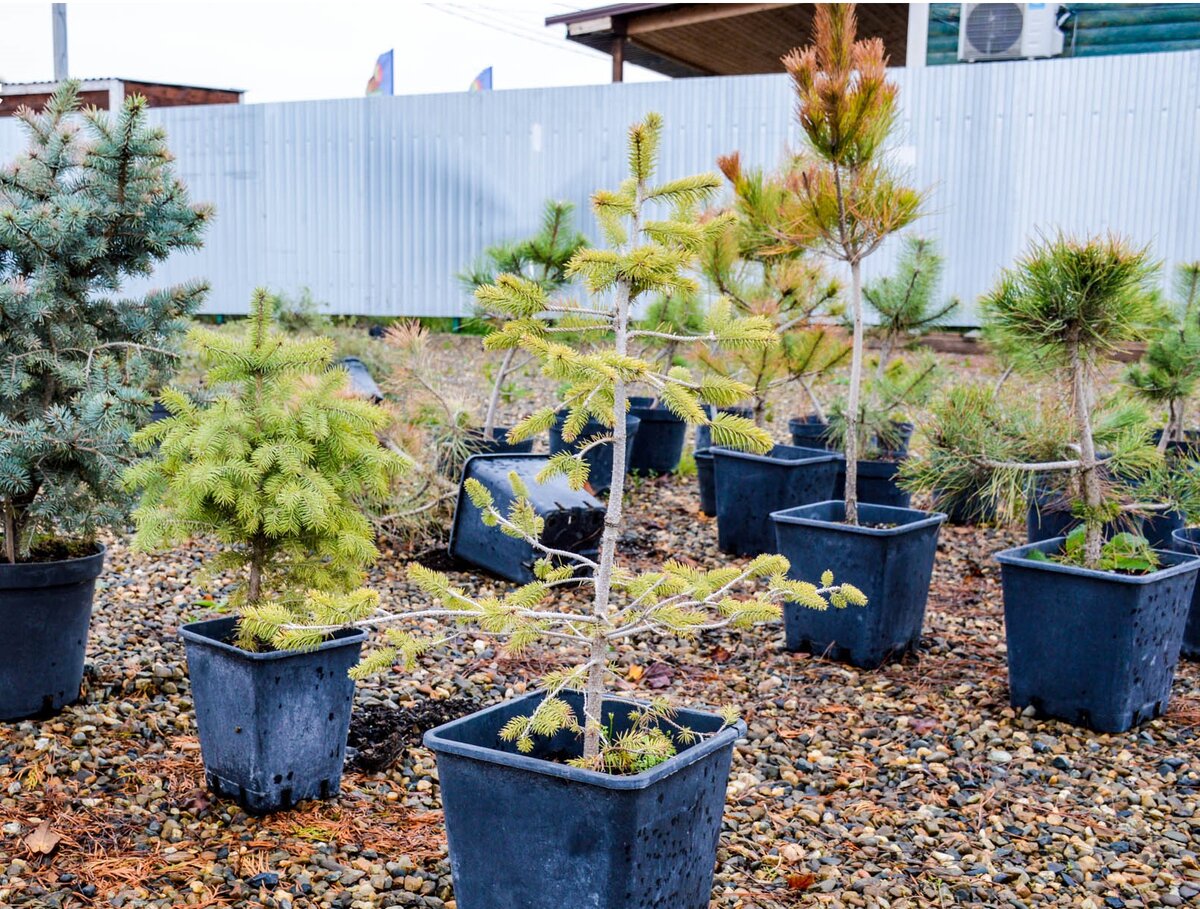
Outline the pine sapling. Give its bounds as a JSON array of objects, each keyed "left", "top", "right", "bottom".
[
  {"left": 0, "top": 83, "right": 210, "bottom": 562},
  {"left": 253, "top": 115, "right": 867, "bottom": 770},
  {"left": 776, "top": 4, "right": 924, "bottom": 524}
]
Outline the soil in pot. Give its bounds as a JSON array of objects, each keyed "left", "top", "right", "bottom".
[
  {"left": 627, "top": 397, "right": 687, "bottom": 475},
  {"left": 0, "top": 544, "right": 106, "bottom": 721},
  {"left": 995, "top": 538, "right": 1200, "bottom": 732},
  {"left": 772, "top": 501, "right": 945, "bottom": 668},
  {"left": 549, "top": 413, "right": 641, "bottom": 496},
  {"left": 450, "top": 454, "right": 604, "bottom": 584},
  {"left": 712, "top": 445, "right": 841, "bottom": 556},
  {"left": 1171, "top": 527, "right": 1200, "bottom": 660},
  {"left": 424, "top": 689, "right": 745, "bottom": 909},
  {"left": 180, "top": 616, "right": 365, "bottom": 815}
]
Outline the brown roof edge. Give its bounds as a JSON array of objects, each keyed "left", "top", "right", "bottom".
[{"left": 545, "top": 3, "right": 669, "bottom": 26}]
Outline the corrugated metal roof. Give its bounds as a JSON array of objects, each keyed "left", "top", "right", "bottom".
[{"left": 0, "top": 51, "right": 1196, "bottom": 324}]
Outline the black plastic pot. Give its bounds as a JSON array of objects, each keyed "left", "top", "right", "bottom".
[
  {"left": 933, "top": 484, "right": 998, "bottom": 526},
  {"left": 695, "top": 405, "right": 753, "bottom": 452},
  {"left": 450, "top": 453, "right": 604, "bottom": 584},
  {"left": 627, "top": 397, "right": 686, "bottom": 475},
  {"left": 465, "top": 426, "right": 535, "bottom": 456},
  {"left": 995, "top": 538, "right": 1200, "bottom": 732},
  {"left": 180, "top": 616, "right": 365, "bottom": 814},
  {"left": 833, "top": 458, "right": 912, "bottom": 509},
  {"left": 694, "top": 449, "right": 716, "bottom": 517},
  {"left": 424, "top": 689, "right": 745, "bottom": 909},
  {"left": 787, "top": 417, "right": 913, "bottom": 457},
  {"left": 712, "top": 445, "right": 842, "bottom": 556},
  {"left": 549, "top": 414, "right": 640, "bottom": 496},
  {"left": 1152, "top": 428, "right": 1200, "bottom": 460},
  {"left": 1026, "top": 484, "right": 1127, "bottom": 544},
  {"left": 787, "top": 414, "right": 837, "bottom": 450},
  {"left": 772, "top": 501, "right": 945, "bottom": 668},
  {"left": 0, "top": 545, "right": 105, "bottom": 721},
  {"left": 149, "top": 399, "right": 171, "bottom": 422},
  {"left": 338, "top": 356, "right": 384, "bottom": 403},
  {"left": 1143, "top": 510, "right": 1186, "bottom": 550},
  {"left": 1171, "top": 528, "right": 1200, "bottom": 659}
]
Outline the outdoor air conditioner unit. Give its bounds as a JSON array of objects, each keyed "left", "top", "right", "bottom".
[{"left": 957, "top": 4, "right": 1065, "bottom": 62}]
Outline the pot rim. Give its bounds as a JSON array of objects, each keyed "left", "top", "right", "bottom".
[
  {"left": 0, "top": 542, "right": 106, "bottom": 589},
  {"left": 1172, "top": 526, "right": 1200, "bottom": 554},
  {"left": 710, "top": 444, "right": 842, "bottom": 467},
  {"left": 180, "top": 615, "right": 366, "bottom": 661},
  {"left": 995, "top": 537, "right": 1200, "bottom": 584},
  {"left": 770, "top": 500, "right": 946, "bottom": 536},
  {"left": 424, "top": 689, "right": 746, "bottom": 791}
]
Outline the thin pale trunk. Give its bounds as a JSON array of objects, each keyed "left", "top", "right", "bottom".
[
  {"left": 3, "top": 504, "right": 16, "bottom": 564},
  {"left": 800, "top": 376, "right": 826, "bottom": 423},
  {"left": 1070, "top": 343, "right": 1103, "bottom": 568},
  {"left": 483, "top": 347, "right": 515, "bottom": 440},
  {"left": 992, "top": 364, "right": 1014, "bottom": 397},
  {"left": 582, "top": 192, "right": 640, "bottom": 760},
  {"left": 844, "top": 260, "right": 864, "bottom": 526},
  {"left": 874, "top": 335, "right": 894, "bottom": 385}
]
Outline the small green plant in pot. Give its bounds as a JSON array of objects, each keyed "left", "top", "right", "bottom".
[
  {"left": 900, "top": 234, "right": 1200, "bottom": 732},
  {"left": 0, "top": 84, "right": 210, "bottom": 720},
  {"left": 1125, "top": 261, "right": 1200, "bottom": 457},
  {"left": 124, "top": 291, "right": 408, "bottom": 813},
  {"left": 766, "top": 3, "right": 946, "bottom": 670},
  {"left": 460, "top": 199, "right": 588, "bottom": 450},
  {"left": 252, "top": 114, "right": 867, "bottom": 909}
]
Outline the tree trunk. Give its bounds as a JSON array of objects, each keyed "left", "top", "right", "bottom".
[
  {"left": 843, "top": 260, "right": 865, "bottom": 526},
  {"left": 2, "top": 503, "right": 16, "bottom": 564},
  {"left": 799, "top": 376, "right": 826, "bottom": 423},
  {"left": 1070, "top": 343, "right": 1103, "bottom": 568},
  {"left": 482, "top": 347, "right": 515, "bottom": 441}
]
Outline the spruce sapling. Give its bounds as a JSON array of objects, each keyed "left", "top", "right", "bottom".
[
  {"left": 0, "top": 83, "right": 210, "bottom": 563},
  {"left": 255, "top": 115, "right": 867, "bottom": 770}
]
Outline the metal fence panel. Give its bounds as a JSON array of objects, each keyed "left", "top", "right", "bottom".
[{"left": 1, "top": 50, "right": 1196, "bottom": 324}]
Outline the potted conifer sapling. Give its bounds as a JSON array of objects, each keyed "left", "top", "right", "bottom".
[
  {"left": 0, "top": 84, "right": 209, "bottom": 720},
  {"left": 124, "top": 292, "right": 407, "bottom": 813},
  {"left": 254, "top": 115, "right": 867, "bottom": 909},
  {"left": 767, "top": 4, "right": 946, "bottom": 669},
  {"left": 902, "top": 236, "right": 1200, "bottom": 731}
]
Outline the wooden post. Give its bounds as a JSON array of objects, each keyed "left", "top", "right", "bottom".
[{"left": 611, "top": 35, "right": 625, "bottom": 82}]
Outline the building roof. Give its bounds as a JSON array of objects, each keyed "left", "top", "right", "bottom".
[
  {"left": 545, "top": 2, "right": 912, "bottom": 76},
  {"left": 0, "top": 77, "right": 244, "bottom": 95}
]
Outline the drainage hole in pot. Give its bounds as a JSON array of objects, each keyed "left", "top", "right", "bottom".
[
  {"left": 327, "top": 712, "right": 335, "bottom": 722},
  {"left": 319, "top": 779, "right": 331, "bottom": 799},
  {"left": 274, "top": 774, "right": 282, "bottom": 784}
]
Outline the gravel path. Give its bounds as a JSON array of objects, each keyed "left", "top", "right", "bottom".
[{"left": 0, "top": 338, "right": 1196, "bottom": 908}]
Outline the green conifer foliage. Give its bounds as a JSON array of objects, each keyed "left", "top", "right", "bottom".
[
  {"left": 252, "top": 115, "right": 867, "bottom": 771},
  {"left": 124, "top": 291, "right": 409, "bottom": 647},
  {"left": 0, "top": 83, "right": 210, "bottom": 563},
  {"left": 1125, "top": 262, "right": 1200, "bottom": 445}
]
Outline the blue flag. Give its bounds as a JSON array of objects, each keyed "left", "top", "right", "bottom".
[{"left": 366, "top": 50, "right": 394, "bottom": 96}]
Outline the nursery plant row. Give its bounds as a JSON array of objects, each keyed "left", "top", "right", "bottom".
[{"left": 3, "top": 8, "right": 1200, "bottom": 909}]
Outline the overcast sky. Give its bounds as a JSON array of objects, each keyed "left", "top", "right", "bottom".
[{"left": 0, "top": 1, "right": 667, "bottom": 103}]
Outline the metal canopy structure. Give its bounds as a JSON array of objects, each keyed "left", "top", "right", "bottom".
[{"left": 544, "top": 2, "right": 912, "bottom": 80}]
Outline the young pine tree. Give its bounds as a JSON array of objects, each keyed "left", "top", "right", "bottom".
[
  {"left": 1125, "top": 262, "right": 1200, "bottom": 447},
  {"left": 776, "top": 4, "right": 923, "bottom": 524},
  {"left": 460, "top": 200, "right": 589, "bottom": 440},
  {"left": 0, "top": 83, "right": 210, "bottom": 563},
  {"left": 254, "top": 115, "right": 866, "bottom": 770},
  {"left": 124, "top": 291, "right": 409, "bottom": 648},
  {"left": 902, "top": 235, "right": 1163, "bottom": 569}
]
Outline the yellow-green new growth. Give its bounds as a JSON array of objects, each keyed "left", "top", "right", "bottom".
[{"left": 124, "top": 290, "right": 408, "bottom": 647}]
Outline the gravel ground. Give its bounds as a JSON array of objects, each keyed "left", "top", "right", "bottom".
[{"left": 0, "top": 338, "right": 1196, "bottom": 909}]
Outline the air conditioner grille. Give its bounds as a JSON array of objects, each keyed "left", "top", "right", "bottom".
[{"left": 965, "top": 3, "right": 1024, "bottom": 55}]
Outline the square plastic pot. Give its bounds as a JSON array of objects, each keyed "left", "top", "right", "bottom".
[
  {"left": 995, "top": 538, "right": 1200, "bottom": 733},
  {"left": 1026, "top": 485, "right": 1127, "bottom": 544},
  {"left": 549, "top": 414, "right": 640, "bottom": 496},
  {"left": 627, "top": 397, "right": 686, "bottom": 475},
  {"left": 712, "top": 445, "right": 842, "bottom": 556},
  {"left": 694, "top": 405, "right": 752, "bottom": 452},
  {"left": 832, "top": 458, "right": 912, "bottom": 509},
  {"left": 772, "top": 501, "right": 945, "bottom": 668},
  {"left": 787, "top": 417, "right": 913, "bottom": 457},
  {"left": 1152, "top": 428, "right": 1200, "bottom": 460},
  {"left": 465, "top": 426, "right": 536, "bottom": 456},
  {"left": 1171, "top": 527, "right": 1200, "bottom": 659},
  {"left": 180, "top": 616, "right": 365, "bottom": 814},
  {"left": 0, "top": 545, "right": 105, "bottom": 721},
  {"left": 694, "top": 449, "right": 716, "bottom": 517},
  {"left": 424, "top": 689, "right": 745, "bottom": 909},
  {"left": 450, "top": 453, "right": 604, "bottom": 584}
]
